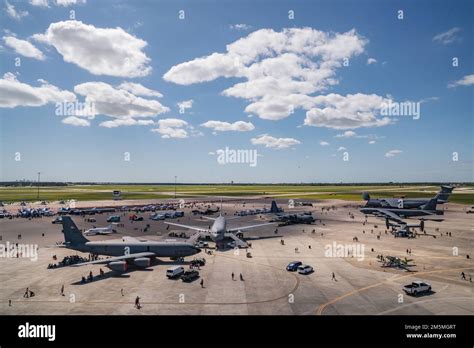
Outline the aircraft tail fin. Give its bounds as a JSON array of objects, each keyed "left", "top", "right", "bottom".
[
  {"left": 61, "top": 216, "right": 89, "bottom": 246},
  {"left": 421, "top": 198, "right": 438, "bottom": 211},
  {"left": 434, "top": 186, "right": 453, "bottom": 203},
  {"left": 362, "top": 192, "right": 370, "bottom": 201},
  {"left": 270, "top": 200, "right": 280, "bottom": 213}
]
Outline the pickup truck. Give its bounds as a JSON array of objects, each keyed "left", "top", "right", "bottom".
[{"left": 403, "top": 281, "right": 431, "bottom": 295}]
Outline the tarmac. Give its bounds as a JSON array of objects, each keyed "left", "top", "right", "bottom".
[{"left": 0, "top": 198, "right": 472, "bottom": 315}]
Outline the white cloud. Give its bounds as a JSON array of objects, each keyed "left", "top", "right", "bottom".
[
  {"left": 62, "top": 116, "right": 90, "bottom": 126},
  {"left": 229, "top": 24, "right": 252, "bottom": 31},
  {"left": 251, "top": 134, "right": 301, "bottom": 149},
  {"left": 3, "top": 36, "right": 45, "bottom": 60},
  {"left": 319, "top": 141, "right": 330, "bottom": 146},
  {"left": 117, "top": 82, "right": 163, "bottom": 98},
  {"left": 367, "top": 57, "right": 377, "bottom": 65},
  {"left": 385, "top": 149, "right": 402, "bottom": 158},
  {"left": 73, "top": 81, "right": 169, "bottom": 119},
  {"left": 99, "top": 118, "right": 154, "bottom": 128},
  {"left": 164, "top": 28, "right": 367, "bottom": 120},
  {"left": 5, "top": 1, "right": 28, "bottom": 20},
  {"left": 304, "top": 93, "right": 394, "bottom": 129},
  {"left": 335, "top": 130, "right": 357, "bottom": 138},
  {"left": 337, "top": 146, "right": 346, "bottom": 151},
  {"left": 29, "top": 0, "right": 49, "bottom": 7},
  {"left": 208, "top": 151, "right": 215, "bottom": 155},
  {"left": 177, "top": 99, "right": 193, "bottom": 113},
  {"left": 201, "top": 120, "right": 254, "bottom": 132},
  {"left": 55, "top": 0, "right": 86, "bottom": 6},
  {"left": 368, "top": 140, "right": 376, "bottom": 144},
  {"left": 448, "top": 74, "right": 474, "bottom": 88},
  {"left": 33, "top": 20, "right": 151, "bottom": 77},
  {"left": 0, "top": 72, "right": 75, "bottom": 108},
  {"left": 151, "top": 118, "right": 189, "bottom": 139},
  {"left": 433, "top": 27, "right": 461, "bottom": 45}
]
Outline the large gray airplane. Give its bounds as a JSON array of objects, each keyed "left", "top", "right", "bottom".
[
  {"left": 59, "top": 216, "right": 201, "bottom": 272},
  {"left": 360, "top": 198, "right": 444, "bottom": 223},
  {"left": 165, "top": 213, "right": 274, "bottom": 248},
  {"left": 362, "top": 185, "right": 453, "bottom": 209}
]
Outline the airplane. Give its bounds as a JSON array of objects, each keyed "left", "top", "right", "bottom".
[
  {"left": 58, "top": 216, "right": 201, "bottom": 272},
  {"left": 360, "top": 198, "right": 444, "bottom": 222},
  {"left": 271, "top": 212, "right": 315, "bottom": 225},
  {"left": 385, "top": 218, "right": 425, "bottom": 238},
  {"left": 164, "top": 213, "right": 275, "bottom": 249},
  {"left": 362, "top": 185, "right": 453, "bottom": 209},
  {"left": 84, "top": 224, "right": 117, "bottom": 236},
  {"left": 381, "top": 256, "right": 415, "bottom": 272},
  {"left": 234, "top": 200, "right": 283, "bottom": 216}
]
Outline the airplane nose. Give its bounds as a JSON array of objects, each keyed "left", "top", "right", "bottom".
[{"left": 193, "top": 247, "right": 202, "bottom": 254}]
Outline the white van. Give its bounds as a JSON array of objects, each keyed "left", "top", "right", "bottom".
[{"left": 166, "top": 266, "right": 184, "bottom": 278}]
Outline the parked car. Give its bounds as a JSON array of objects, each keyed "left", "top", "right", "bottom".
[
  {"left": 107, "top": 215, "right": 121, "bottom": 223},
  {"left": 181, "top": 270, "right": 200, "bottom": 282},
  {"left": 403, "top": 281, "right": 431, "bottom": 295},
  {"left": 297, "top": 264, "right": 314, "bottom": 275},
  {"left": 166, "top": 266, "right": 185, "bottom": 279},
  {"left": 191, "top": 258, "right": 206, "bottom": 267},
  {"left": 51, "top": 217, "right": 63, "bottom": 224},
  {"left": 195, "top": 241, "right": 209, "bottom": 248},
  {"left": 286, "top": 261, "right": 302, "bottom": 271}
]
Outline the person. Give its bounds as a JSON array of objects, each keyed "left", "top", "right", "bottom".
[
  {"left": 332, "top": 272, "right": 336, "bottom": 281},
  {"left": 8, "top": 299, "right": 11, "bottom": 307},
  {"left": 461, "top": 272, "right": 466, "bottom": 280},
  {"left": 309, "top": 245, "right": 312, "bottom": 249},
  {"left": 231, "top": 272, "right": 234, "bottom": 280},
  {"left": 135, "top": 296, "right": 141, "bottom": 309},
  {"left": 23, "top": 288, "right": 29, "bottom": 298},
  {"left": 60, "top": 285, "right": 64, "bottom": 296},
  {"left": 240, "top": 273, "right": 244, "bottom": 281},
  {"left": 200, "top": 279, "right": 204, "bottom": 288},
  {"left": 121, "top": 288, "right": 124, "bottom": 296}
]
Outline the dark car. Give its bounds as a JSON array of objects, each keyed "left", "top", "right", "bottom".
[
  {"left": 286, "top": 261, "right": 302, "bottom": 271},
  {"left": 181, "top": 270, "right": 200, "bottom": 282},
  {"left": 51, "top": 217, "right": 63, "bottom": 224},
  {"left": 191, "top": 258, "right": 206, "bottom": 267}
]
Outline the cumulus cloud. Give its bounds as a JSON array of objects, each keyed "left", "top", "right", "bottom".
[
  {"left": 385, "top": 149, "right": 402, "bottom": 158},
  {"left": 117, "top": 82, "right": 163, "bottom": 98},
  {"left": 177, "top": 99, "right": 193, "bottom": 113},
  {"left": 304, "top": 93, "right": 394, "bottom": 129},
  {"left": 62, "top": 116, "right": 90, "bottom": 126},
  {"left": 30, "top": 0, "right": 85, "bottom": 6},
  {"left": 0, "top": 72, "right": 75, "bottom": 108},
  {"left": 3, "top": 36, "right": 45, "bottom": 60},
  {"left": 5, "top": 1, "right": 28, "bottom": 20},
  {"left": 337, "top": 146, "right": 346, "bottom": 151},
  {"left": 319, "top": 141, "right": 330, "bottom": 146},
  {"left": 448, "top": 74, "right": 474, "bottom": 88},
  {"left": 367, "top": 57, "right": 377, "bottom": 65},
  {"left": 369, "top": 140, "right": 376, "bottom": 144},
  {"left": 433, "top": 27, "right": 462, "bottom": 45},
  {"left": 33, "top": 20, "right": 151, "bottom": 77},
  {"left": 73, "top": 81, "right": 169, "bottom": 119},
  {"left": 201, "top": 120, "right": 254, "bottom": 132},
  {"left": 29, "top": 0, "right": 49, "bottom": 7},
  {"left": 164, "top": 27, "right": 367, "bottom": 120},
  {"left": 229, "top": 24, "right": 252, "bottom": 31},
  {"left": 151, "top": 118, "right": 189, "bottom": 138},
  {"left": 335, "top": 130, "right": 357, "bottom": 138},
  {"left": 99, "top": 118, "right": 154, "bottom": 128},
  {"left": 251, "top": 134, "right": 301, "bottom": 149}
]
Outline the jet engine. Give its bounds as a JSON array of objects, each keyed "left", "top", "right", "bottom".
[
  {"left": 133, "top": 257, "right": 151, "bottom": 268},
  {"left": 107, "top": 261, "right": 128, "bottom": 272}
]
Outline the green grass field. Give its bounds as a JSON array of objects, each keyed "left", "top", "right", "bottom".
[{"left": 0, "top": 184, "right": 472, "bottom": 204}]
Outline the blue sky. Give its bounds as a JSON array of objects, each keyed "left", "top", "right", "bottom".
[{"left": 0, "top": 0, "right": 472, "bottom": 183}]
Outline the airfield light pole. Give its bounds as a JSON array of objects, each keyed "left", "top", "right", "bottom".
[
  {"left": 174, "top": 176, "right": 177, "bottom": 199},
  {"left": 37, "top": 172, "right": 41, "bottom": 200}
]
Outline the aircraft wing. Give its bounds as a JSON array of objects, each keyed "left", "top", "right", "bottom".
[
  {"left": 164, "top": 222, "right": 209, "bottom": 233},
  {"left": 368, "top": 209, "right": 405, "bottom": 224},
  {"left": 228, "top": 222, "right": 275, "bottom": 233},
  {"left": 71, "top": 252, "right": 156, "bottom": 267}
]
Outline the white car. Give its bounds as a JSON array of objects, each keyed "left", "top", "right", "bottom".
[
  {"left": 196, "top": 241, "right": 209, "bottom": 248},
  {"left": 166, "top": 266, "right": 185, "bottom": 279},
  {"left": 297, "top": 265, "right": 313, "bottom": 274},
  {"left": 403, "top": 281, "right": 432, "bottom": 295}
]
